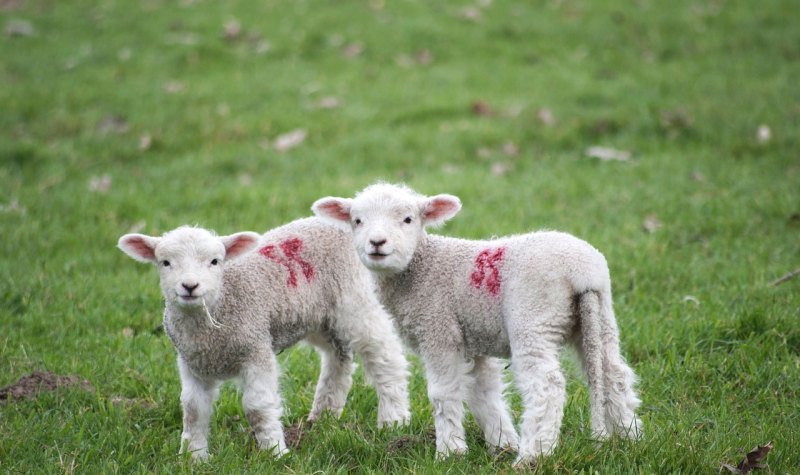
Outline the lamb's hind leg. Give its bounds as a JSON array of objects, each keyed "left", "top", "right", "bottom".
[
  {"left": 466, "top": 356, "right": 519, "bottom": 451},
  {"left": 510, "top": 328, "right": 567, "bottom": 465},
  {"left": 336, "top": 301, "right": 410, "bottom": 427},
  {"left": 305, "top": 332, "right": 354, "bottom": 421}
]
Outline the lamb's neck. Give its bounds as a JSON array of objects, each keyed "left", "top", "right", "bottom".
[{"left": 165, "top": 299, "right": 223, "bottom": 329}]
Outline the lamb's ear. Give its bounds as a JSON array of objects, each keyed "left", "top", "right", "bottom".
[
  {"left": 312, "top": 197, "right": 353, "bottom": 224},
  {"left": 220, "top": 232, "right": 260, "bottom": 261},
  {"left": 421, "top": 194, "right": 462, "bottom": 227},
  {"left": 118, "top": 234, "right": 160, "bottom": 263}
]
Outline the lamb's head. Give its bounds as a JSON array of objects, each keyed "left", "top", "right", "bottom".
[
  {"left": 313, "top": 183, "right": 461, "bottom": 273},
  {"left": 118, "top": 226, "right": 260, "bottom": 309}
]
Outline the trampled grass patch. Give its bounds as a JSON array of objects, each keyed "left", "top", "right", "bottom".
[{"left": 2, "top": 0, "right": 799, "bottom": 472}]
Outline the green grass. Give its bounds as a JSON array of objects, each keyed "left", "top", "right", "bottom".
[{"left": 2, "top": 0, "right": 799, "bottom": 472}]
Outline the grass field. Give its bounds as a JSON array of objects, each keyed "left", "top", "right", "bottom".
[{"left": 2, "top": 0, "right": 799, "bottom": 473}]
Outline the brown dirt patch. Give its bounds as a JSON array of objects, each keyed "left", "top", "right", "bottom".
[
  {"left": 284, "top": 420, "right": 313, "bottom": 449},
  {"left": 0, "top": 371, "right": 94, "bottom": 403},
  {"left": 387, "top": 429, "right": 436, "bottom": 453}
]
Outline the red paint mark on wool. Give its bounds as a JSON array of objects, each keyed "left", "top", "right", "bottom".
[
  {"left": 259, "top": 238, "right": 315, "bottom": 288},
  {"left": 471, "top": 247, "right": 505, "bottom": 296}
]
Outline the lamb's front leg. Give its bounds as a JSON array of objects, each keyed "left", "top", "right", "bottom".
[
  {"left": 177, "top": 356, "right": 220, "bottom": 461},
  {"left": 466, "top": 356, "right": 519, "bottom": 451},
  {"left": 241, "top": 355, "right": 288, "bottom": 457},
  {"left": 423, "top": 350, "right": 471, "bottom": 458}
]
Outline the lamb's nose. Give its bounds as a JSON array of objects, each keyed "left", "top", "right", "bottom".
[
  {"left": 182, "top": 282, "right": 199, "bottom": 294},
  {"left": 370, "top": 239, "right": 387, "bottom": 247}
]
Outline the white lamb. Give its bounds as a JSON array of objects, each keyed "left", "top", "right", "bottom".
[
  {"left": 313, "top": 183, "right": 642, "bottom": 464},
  {"left": 117, "top": 218, "right": 410, "bottom": 460}
]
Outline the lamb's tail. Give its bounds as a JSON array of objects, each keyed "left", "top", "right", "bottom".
[{"left": 577, "top": 289, "right": 642, "bottom": 440}]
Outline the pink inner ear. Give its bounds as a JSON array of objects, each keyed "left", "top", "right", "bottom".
[
  {"left": 225, "top": 235, "right": 258, "bottom": 259},
  {"left": 123, "top": 236, "right": 156, "bottom": 261},
  {"left": 423, "top": 196, "right": 460, "bottom": 222},
  {"left": 316, "top": 200, "right": 351, "bottom": 222}
]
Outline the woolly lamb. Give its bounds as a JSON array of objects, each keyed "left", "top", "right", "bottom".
[
  {"left": 313, "top": 183, "right": 642, "bottom": 464},
  {"left": 117, "top": 218, "right": 410, "bottom": 460}
]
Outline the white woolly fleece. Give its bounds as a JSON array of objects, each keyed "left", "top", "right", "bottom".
[
  {"left": 119, "top": 218, "right": 410, "bottom": 460},
  {"left": 313, "top": 183, "right": 642, "bottom": 465}
]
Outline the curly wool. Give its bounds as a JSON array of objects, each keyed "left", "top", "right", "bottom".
[
  {"left": 313, "top": 183, "right": 642, "bottom": 465},
  {"left": 118, "top": 217, "right": 410, "bottom": 460}
]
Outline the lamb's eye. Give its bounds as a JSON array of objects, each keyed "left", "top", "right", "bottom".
[
  {"left": 211, "top": 258, "right": 219, "bottom": 266},
  {"left": 161, "top": 260, "right": 171, "bottom": 267},
  {"left": 403, "top": 216, "right": 412, "bottom": 224},
  {"left": 354, "top": 218, "right": 362, "bottom": 226}
]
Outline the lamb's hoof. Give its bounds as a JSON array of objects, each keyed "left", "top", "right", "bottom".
[
  {"left": 435, "top": 443, "right": 468, "bottom": 460},
  {"left": 180, "top": 442, "right": 210, "bottom": 462},
  {"left": 272, "top": 446, "right": 290, "bottom": 458},
  {"left": 512, "top": 453, "right": 537, "bottom": 470},
  {"left": 487, "top": 433, "right": 520, "bottom": 453},
  {"left": 488, "top": 444, "right": 518, "bottom": 458},
  {"left": 377, "top": 410, "right": 411, "bottom": 428}
]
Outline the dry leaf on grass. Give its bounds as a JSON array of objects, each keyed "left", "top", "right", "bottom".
[
  {"left": 585, "top": 146, "right": 631, "bottom": 162},
  {"left": 415, "top": 48, "right": 434, "bottom": 64},
  {"left": 223, "top": 19, "right": 242, "bottom": 41},
  {"left": 0, "top": 199, "right": 26, "bottom": 215},
  {"left": 682, "top": 295, "right": 700, "bottom": 306},
  {"left": 537, "top": 107, "right": 556, "bottom": 126},
  {"left": 97, "top": 115, "right": 129, "bottom": 135},
  {"left": 5, "top": 19, "right": 35, "bottom": 37},
  {"left": 163, "top": 80, "right": 185, "bottom": 94},
  {"left": 88, "top": 175, "right": 112, "bottom": 193},
  {"left": 459, "top": 6, "right": 482, "bottom": 21},
  {"left": 238, "top": 173, "right": 253, "bottom": 186},
  {"left": 395, "top": 49, "right": 434, "bottom": 67},
  {"left": 722, "top": 441, "right": 773, "bottom": 474},
  {"left": 274, "top": 129, "right": 307, "bottom": 152},
  {"left": 139, "top": 134, "right": 153, "bottom": 151},
  {"left": 491, "top": 162, "right": 512, "bottom": 176},
  {"left": 768, "top": 268, "right": 800, "bottom": 287},
  {"left": 471, "top": 100, "right": 494, "bottom": 116},
  {"left": 642, "top": 214, "right": 662, "bottom": 233},
  {"left": 342, "top": 42, "right": 363, "bottom": 58},
  {"left": 501, "top": 141, "right": 520, "bottom": 157},
  {"left": 756, "top": 125, "right": 771, "bottom": 144},
  {"left": 316, "top": 96, "right": 342, "bottom": 109},
  {"left": 691, "top": 170, "right": 707, "bottom": 183}
]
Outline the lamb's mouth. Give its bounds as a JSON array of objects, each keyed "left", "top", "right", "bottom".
[
  {"left": 368, "top": 252, "right": 389, "bottom": 260},
  {"left": 177, "top": 294, "right": 201, "bottom": 303}
]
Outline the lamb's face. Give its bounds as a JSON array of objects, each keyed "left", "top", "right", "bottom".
[
  {"left": 118, "top": 227, "right": 260, "bottom": 309},
  {"left": 313, "top": 183, "right": 462, "bottom": 274},
  {"left": 154, "top": 228, "right": 228, "bottom": 308},
  {"left": 349, "top": 189, "right": 426, "bottom": 273}
]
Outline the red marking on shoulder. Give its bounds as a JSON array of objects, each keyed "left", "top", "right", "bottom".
[
  {"left": 470, "top": 247, "right": 505, "bottom": 296},
  {"left": 258, "top": 238, "right": 315, "bottom": 288}
]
